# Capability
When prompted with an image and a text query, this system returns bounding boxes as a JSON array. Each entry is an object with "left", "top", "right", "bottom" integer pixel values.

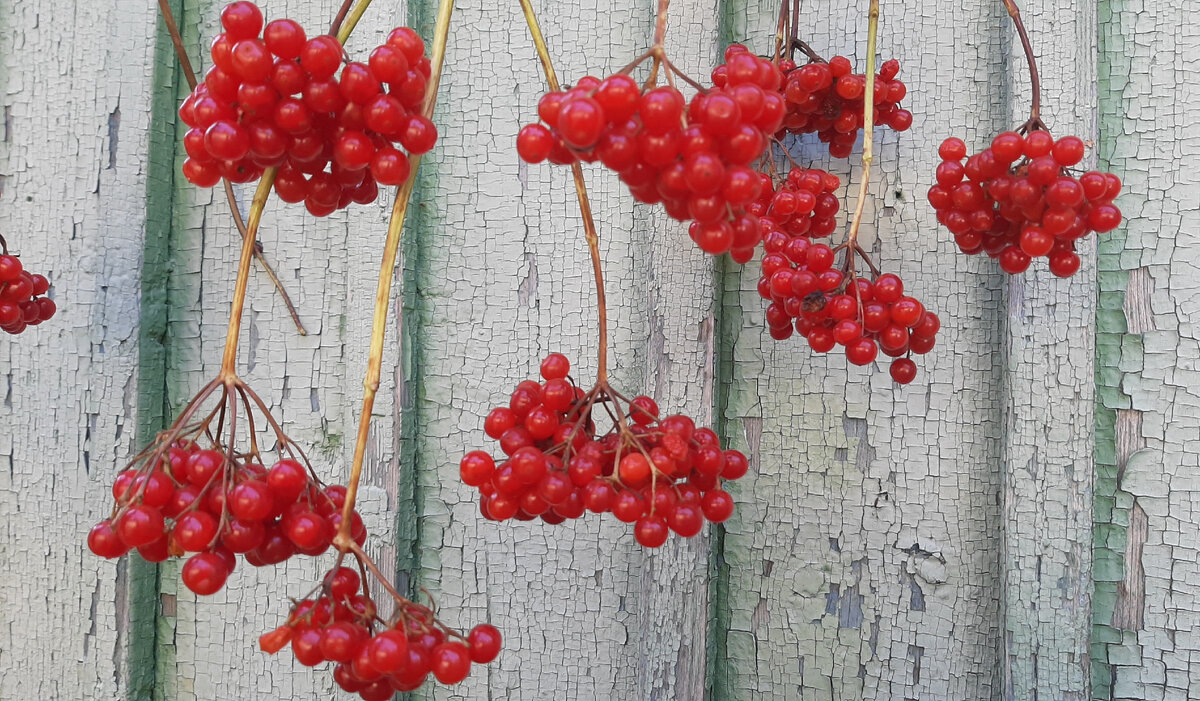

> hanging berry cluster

[
  {"left": 517, "top": 46, "right": 785, "bottom": 259},
  {"left": 259, "top": 565, "right": 501, "bottom": 698},
  {"left": 87, "top": 383, "right": 366, "bottom": 596},
  {"left": 928, "top": 131, "right": 1122, "bottom": 277},
  {"left": 177, "top": 1, "right": 437, "bottom": 216},
  {"left": 774, "top": 55, "right": 911, "bottom": 158},
  {"left": 757, "top": 228, "right": 939, "bottom": 383},
  {"left": 749, "top": 167, "right": 841, "bottom": 240},
  {"left": 0, "top": 242, "right": 56, "bottom": 335},
  {"left": 458, "top": 354, "right": 746, "bottom": 547}
]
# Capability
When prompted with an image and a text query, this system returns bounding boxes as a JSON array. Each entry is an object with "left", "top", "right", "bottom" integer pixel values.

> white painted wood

[
  {"left": 718, "top": 1, "right": 1021, "bottom": 699},
  {"left": 0, "top": 0, "right": 161, "bottom": 697},
  {"left": 1091, "top": 2, "right": 1200, "bottom": 699},
  {"left": 1, "top": 0, "right": 1195, "bottom": 699}
]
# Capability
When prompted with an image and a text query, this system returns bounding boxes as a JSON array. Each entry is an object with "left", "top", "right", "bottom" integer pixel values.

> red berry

[
  {"left": 467, "top": 624, "right": 502, "bottom": 663},
  {"left": 181, "top": 552, "right": 230, "bottom": 595},
  {"left": 220, "top": 1, "right": 263, "bottom": 40},
  {"left": 634, "top": 515, "right": 670, "bottom": 547}
]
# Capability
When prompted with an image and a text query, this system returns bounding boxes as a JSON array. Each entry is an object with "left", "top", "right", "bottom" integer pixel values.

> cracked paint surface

[{"left": 0, "top": 0, "right": 1188, "bottom": 699}]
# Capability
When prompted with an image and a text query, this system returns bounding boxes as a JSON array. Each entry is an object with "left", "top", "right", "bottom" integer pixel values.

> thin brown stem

[
  {"left": 653, "top": 0, "right": 671, "bottom": 47},
  {"left": 157, "top": 0, "right": 198, "bottom": 88},
  {"left": 222, "top": 181, "right": 307, "bottom": 335},
  {"left": 517, "top": 0, "right": 610, "bottom": 381},
  {"left": 1001, "top": 0, "right": 1042, "bottom": 129},
  {"left": 335, "top": 0, "right": 456, "bottom": 549},
  {"left": 843, "top": 0, "right": 879, "bottom": 252},
  {"left": 329, "top": 0, "right": 356, "bottom": 36},
  {"left": 774, "top": 0, "right": 788, "bottom": 63},
  {"left": 334, "top": 0, "right": 376, "bottom": 44}
]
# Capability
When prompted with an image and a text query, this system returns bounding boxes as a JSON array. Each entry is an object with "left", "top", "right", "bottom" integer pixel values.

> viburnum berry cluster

[
  {"left": 259, "top": 565, "right": 501, "bottom": 698},
  {"left": 87, "top": 381, "right": 366, "bottom": 596},
  {"left": 178, "top": 1, "right": 437, "bottom": 216},
  {"left": 516, "top": 45, "right": 785, "bottom": 259},
  {"left": 757, "top": 231, "right": 939, "bottom": 384},
  {"left": 748, "top": 167, "right": 842, "bottom": 240},
  {"left": 775, "top": 55, "right": 912, "bottom": 158},
  {"left": 0, "top": 237, "right": 56, "bottom": 335},
  {"left": 459, "top": 354, "right": 746, "bottom": 547},
  {"left": 928, "top": 130, "right": 1122, "bottom": 277}
]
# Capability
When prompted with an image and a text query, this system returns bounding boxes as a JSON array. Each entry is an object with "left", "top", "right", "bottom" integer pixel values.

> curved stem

[
  {"left": 335, "top": 0, "right": 376, "bottom": 44},
  {"left": 329, "top": 0, "right": 356, "bottom": 36},
  {"left": 843, "top": 0, "right": 878, "bottom": 252},
  {"left": 517, "top": 0, "right": 609, "bottom": 381},
  {"left": 335, "top": 0, "right": 457, "bottom": 549},
  {"left": 1001, "top": 0, "right": 1041, "bottom": 127}
]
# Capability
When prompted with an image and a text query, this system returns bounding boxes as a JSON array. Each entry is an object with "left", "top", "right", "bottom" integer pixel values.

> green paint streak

[
  {"left": 394, "top": 0, "right": 436, "bottom": 634},
  {"left": 1090, "top": 0, "right": 1133, "bottom": 697},
  {"left": 131, "top": 2, "right": 192, "bottom": 699},
  {"left": 707, "top": 5, "right": 749, "bottom": 701}
]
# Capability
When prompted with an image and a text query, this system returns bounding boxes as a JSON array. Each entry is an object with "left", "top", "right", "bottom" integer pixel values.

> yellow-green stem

[
  {"left": 336, "top": 0, "right": 375, "bottom": 44},
  {"left": 218, "top": 172, "right": 276, "bottom": 379},
  {"left": 336, "top": 0, "right": 457, "bottom": 548},
  {"left": 218, "top": 0, "right": 376, "bottom": 380},
  {"left": 517, "top": 0, "right": 609, "bottom": 381},
  {"left": 843, "top": 0, "right": 879, "bottom": 251}
]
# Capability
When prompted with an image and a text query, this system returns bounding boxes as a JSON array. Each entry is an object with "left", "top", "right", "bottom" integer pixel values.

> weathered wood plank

[
  {"left": 1090, "top": 1, "right": 1200, "bottom": 699},
  {"left": 403, "top": 0, "right": 723, "bottom": 697},
  {"left": 0, "top": 0, "right": 162, "bottom": 697},
  {"left": 998, "top": 1, "right": 1097, "bottom": 698},
  {"left": 715, "top": 1, "right": 1014, "bottom": 698}
]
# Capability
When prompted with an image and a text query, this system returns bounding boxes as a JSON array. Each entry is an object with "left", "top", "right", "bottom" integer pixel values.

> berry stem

[
  {"left": 157, "top": 0, "right": 197, "bottom": 88},
  {"left": 842, "top": 0, "right": 879, "bottom": 254},
  {"left": 517, "top": 0, "right": 610, "bottom": 381},
  {"left": 0, "top": 234, "right": 7, "bottom": 255},
  {"left": 784, "top": 0, "right": 823, "bottom": 63},
  {"left": 334, "top": 0, "right": 457, "bottom": 550},
  {"left": 218, "top": 172, "right": 277, "bottom": 380},
  {"left": 154, "top": 0, "right": 308, "bottom": 336},
  {"left": 328, "top": 0, "right": 356, "bottom": 36},
  {"left": 334, "top": 0, "right": 376, "bottom": 44},
  {"left": 1000, "top": 0, "right": 1044, "bottom": 130},
  {"left": 653, "top": 0, "right": 671, "bottom": 47}
]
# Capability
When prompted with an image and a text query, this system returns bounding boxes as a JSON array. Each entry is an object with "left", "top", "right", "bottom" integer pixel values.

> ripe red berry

[
  {"left": 467, "top": 624, "right": 502, "bottom": 664},
  {"left": 181, "top": 552, "right": 231, "bottom": 595}
]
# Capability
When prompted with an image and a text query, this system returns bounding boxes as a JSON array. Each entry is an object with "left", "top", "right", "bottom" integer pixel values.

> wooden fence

[{"left": 0, "top": 0, "right": 1192, "bottom": 698}]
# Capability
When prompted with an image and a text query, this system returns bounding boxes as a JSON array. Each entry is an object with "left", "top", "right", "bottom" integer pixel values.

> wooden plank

[
  {"left": 997, "top": 1, "right": 1098, "bottom": 699},
  {"left": 1090, "top": 0, "right": 1200, "bottom": 698},
  {"left": 715, "top": 1, "right": 1017, "bottom": 698},
  {"left": 152, "top": 1, "right": 410, "bottom": 698},
  {"left": 402, "top": 0, "right": 723, "bottom": 697},
  {"left": 0, "top": 0, "right": 162, "bottom": 697}
]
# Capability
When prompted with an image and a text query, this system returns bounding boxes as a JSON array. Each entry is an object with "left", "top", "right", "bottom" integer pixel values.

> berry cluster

[
  {"left": 0, "top": 251, "right": 56, "bottom": 335},
  {"left": 178, "top": 1, "right": 436, "bottom": 216},
  {"left": 517, "top": 45, "right": 785, "bottom": 258},
  {"left": 460, "top": 354, "right": 747, "bottom": 548},
  {"left": 776, "top": 56, "right": 912, "bottom": 158},
  {"left": 88, "top": 442, "right": 366, "bottom": 596},
  {"left": 757, "top": 232, "right": 939, "bottom": 383},
  {"left": 928, "top": 131, "right": 1122, "bottom": 277},
  {"left": 748, "top": 167, "right": 841, "bottom": 240},
  {"left": 259, "top": 566, "right": 501, "bottom": 698}
]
